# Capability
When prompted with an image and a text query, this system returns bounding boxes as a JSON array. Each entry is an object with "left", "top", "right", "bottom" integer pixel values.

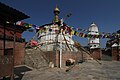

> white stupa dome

[{"left": 89, "top": 22, "right": 99, "bottom": 32}]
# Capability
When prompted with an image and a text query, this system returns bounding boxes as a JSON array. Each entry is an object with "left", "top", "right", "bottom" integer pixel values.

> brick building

[
  {"left": 106, "top": 30, "right": 120, "bottom": 61},
  {"left": 111, "top": 40, "right": 120, "bottom": 61},
  {"left": 0, "top": 2, "right": 29, "bottom": 65}
]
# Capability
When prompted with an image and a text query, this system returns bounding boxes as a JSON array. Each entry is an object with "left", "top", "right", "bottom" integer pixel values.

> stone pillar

[{"left": 90, "top": 48, "right": 102, "bottom": 60}]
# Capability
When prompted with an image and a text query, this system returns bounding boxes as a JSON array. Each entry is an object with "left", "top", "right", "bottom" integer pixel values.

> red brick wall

[
  {"left": 61, "top": 51, "right": 82, "bottom": 67},
  {"left": 0, "top": 27, "right": 22, "bottom": 38},
  {"left": 43, "top": 51, "right": 84, "bottom": 67},
  {"left": 112, "top": 47, "right": 119, "bottom": 61},
  {"left": 14, "top": 42, "right": 25, "bottom": 65},
  {"left": 0, "top": 40, "right": 25, "bottom": 66},
  {"left": 90, "top": 48, "right": 102, "bottom": 60},
  {"left": 0, "top": 24, "right": 25, "bottom": 66},
  {"left": 0, "top": 40, "right": 4, "bottom": 55}
]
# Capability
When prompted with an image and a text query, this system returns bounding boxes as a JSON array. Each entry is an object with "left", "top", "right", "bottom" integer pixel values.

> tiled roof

[{"left": 0, "top": 2, "right": 30, "bottom": 22}]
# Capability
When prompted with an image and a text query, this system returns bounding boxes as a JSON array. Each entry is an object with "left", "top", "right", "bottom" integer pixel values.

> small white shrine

[
  {"left": 37, "top": 6, "right": 77, "bottom": 51},
  {"left": 88, "top": 22, "right": 100, "bottom": 49}
]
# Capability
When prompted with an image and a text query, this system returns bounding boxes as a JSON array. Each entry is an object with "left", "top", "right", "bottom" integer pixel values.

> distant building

[
  {"left": 88, "top": 22, "right": 100, "bottom": 49},
  {"left": 106, "top": 30, "right": 120, "bottom": 48},
  {"left": 37, "top": 6, "right": 77, "bottom": 51},
  {"left": 88, "top": 22, "right": 101, "bottom": 60},
  {"left": 106, "top": 30, "right": 120, "bottom": 61}
]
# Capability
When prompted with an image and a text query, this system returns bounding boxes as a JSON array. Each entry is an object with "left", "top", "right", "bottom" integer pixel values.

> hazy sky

[{"left": 1, "top": 0, "right": 120, "bottom": 48}]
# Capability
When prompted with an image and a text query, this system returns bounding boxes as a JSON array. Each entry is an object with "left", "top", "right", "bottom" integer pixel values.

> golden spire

[
  {"left": 53, "top": 5, "right": 60, "bottom": 23},
  {"left": 54, "top": 5, "right": 60, "bottom": 14}
]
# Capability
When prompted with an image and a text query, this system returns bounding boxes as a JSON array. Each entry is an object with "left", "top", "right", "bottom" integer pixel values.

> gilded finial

[
  {"left": 54, "top": 5, "right": 60, "bottom": 15},
  {"left": 53, "top": 5, "right": 60, "bottom": 23}
]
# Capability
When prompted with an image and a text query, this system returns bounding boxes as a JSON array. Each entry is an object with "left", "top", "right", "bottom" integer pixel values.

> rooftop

[{"left": 0, "top": 2, "right": 30, "bottom": 22}]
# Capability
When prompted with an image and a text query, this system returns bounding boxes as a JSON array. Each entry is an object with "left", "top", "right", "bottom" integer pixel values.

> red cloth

[{"left": 30, "top": 40, "right": 38, "bottom": 46}]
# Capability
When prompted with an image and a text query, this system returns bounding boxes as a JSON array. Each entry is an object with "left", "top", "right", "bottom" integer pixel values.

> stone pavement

[{"left": 21, "top": 60, "right": 120, "bottom": 80}]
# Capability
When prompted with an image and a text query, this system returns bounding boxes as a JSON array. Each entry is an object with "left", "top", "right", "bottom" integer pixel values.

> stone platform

[{"left": 21, "top": 60, "right": 120, "bottom": 80}]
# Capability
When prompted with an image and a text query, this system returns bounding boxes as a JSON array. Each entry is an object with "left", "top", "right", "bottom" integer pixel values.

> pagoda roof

[{"left": 0, "top": 2, "right": 30, "bottom": 22}]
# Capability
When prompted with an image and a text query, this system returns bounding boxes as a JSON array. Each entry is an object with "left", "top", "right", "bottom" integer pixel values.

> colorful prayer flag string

[{"left": 14, "top": 21, "right": 120, "bottom": 39}]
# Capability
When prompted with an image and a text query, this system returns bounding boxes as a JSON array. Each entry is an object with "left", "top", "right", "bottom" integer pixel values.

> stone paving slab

[{"left": 22, "top": 60, "right": 120, "bottom": 80}]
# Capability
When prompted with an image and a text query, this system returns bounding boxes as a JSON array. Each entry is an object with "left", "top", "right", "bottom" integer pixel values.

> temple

[
  {"left": 88, "top": 22, "right": 101, "bottom": 60},
  {"left": 29, "top": 6, "right": 91, "bottom": 68},
  {"left": 37, "top": 6, "right": 78, "bottom": 52},
  {"left": 88, "top": 22, "right": 100, "bottom": 49}
]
